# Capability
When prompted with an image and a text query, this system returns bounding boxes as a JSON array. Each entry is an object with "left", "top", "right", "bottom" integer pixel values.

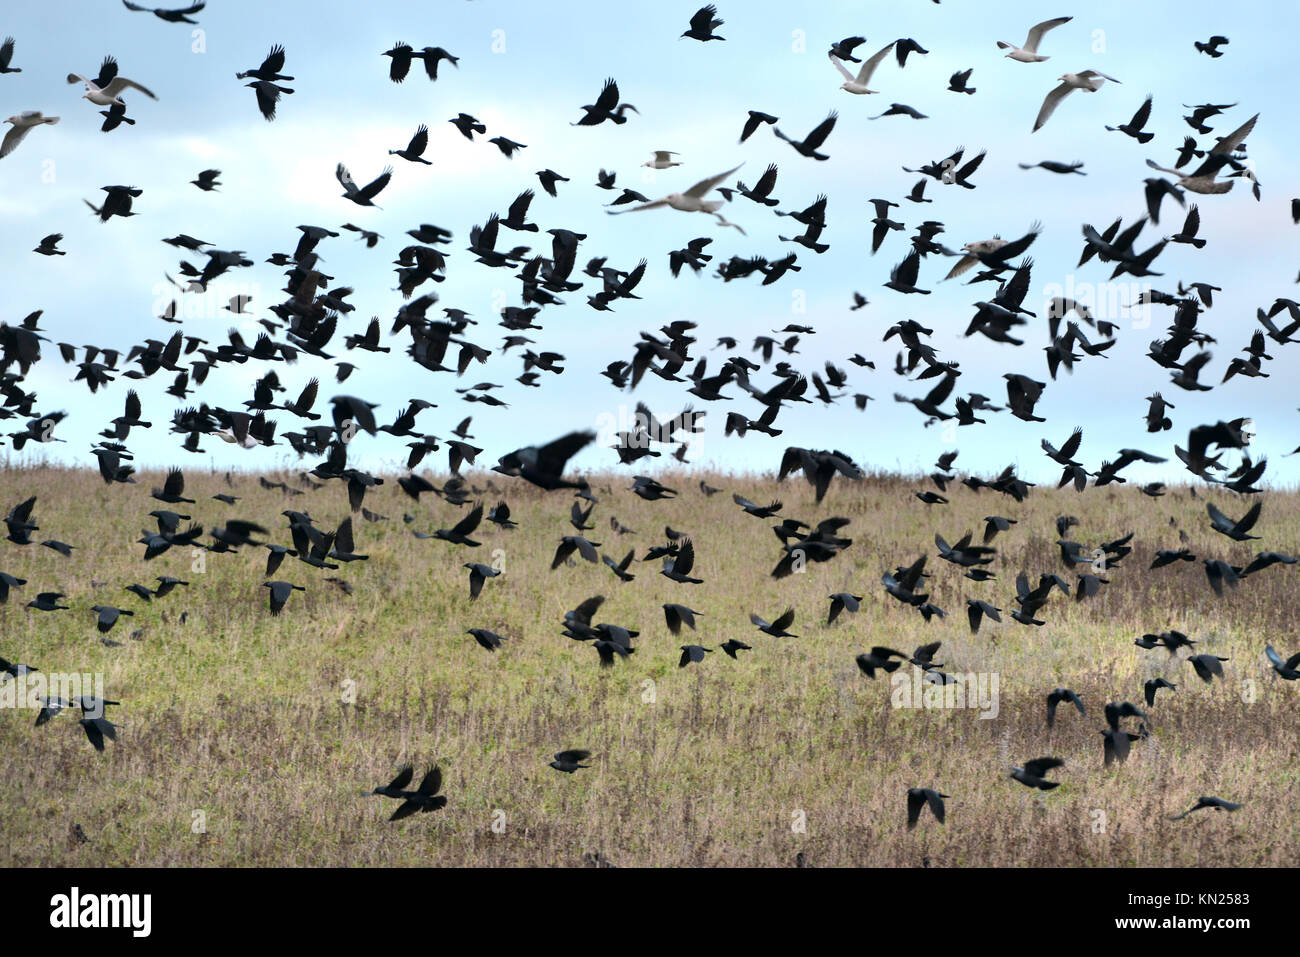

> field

[{"left": 1, "top": 464, "right": 1297, "bottom": 867}]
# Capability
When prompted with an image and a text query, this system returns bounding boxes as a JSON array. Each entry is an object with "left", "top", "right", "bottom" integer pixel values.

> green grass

[{"left": 0, "top": 465, "right": 1297, "bottom": 866}]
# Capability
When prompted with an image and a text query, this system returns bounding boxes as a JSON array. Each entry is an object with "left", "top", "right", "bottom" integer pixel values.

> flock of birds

[{"left": 0, "top": 4, "right": 1296, "bottom": 838}]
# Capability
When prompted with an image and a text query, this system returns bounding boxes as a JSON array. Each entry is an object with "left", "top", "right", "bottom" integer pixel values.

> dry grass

[{"left": 0, "top": 465, "right": 1297, "bottom": 866}]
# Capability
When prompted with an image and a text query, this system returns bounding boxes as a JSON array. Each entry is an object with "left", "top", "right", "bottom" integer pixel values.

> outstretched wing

[
  {"left": 1033, "top": 82, "right": 1072, "bottom": 132},
  {"left": 827, "top": 52, "right": 854, "bottom": 83},
  {"left": 684, "top": 164, "right": 744, "bottom": 200},
  {"left": 103, "top": 76, "right": 159, "bottom": 100},
  {"left": 856, "top": 41, "right": 897, "bottom": 84},
  {"left": 358, "top": 167, "right": 393, "bottom": 202},
  {"left": 606, "top": 198, "right": 670, "bottom": 215},
  {"left": 336, "top": 163, "right": 358, "bottom": 194}
]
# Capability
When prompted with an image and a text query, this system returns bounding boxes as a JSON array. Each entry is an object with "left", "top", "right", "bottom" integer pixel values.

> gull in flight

[
  {"left": 607, "top": 164, "right": 746, "bottom": 233},
  {"left": 643, "top": 150, "right": 682, "bottom": 169},
  {"left": 1033, "top": 70, "right": 1120, "bottom": 132},
  {"left": 828, "top": 41, "right": 896, "bottom": 94},
  {"left": 997, "top": 16, "right": 1072, "bottom": 62},
  {"left": 2, "top": 111, "right": 59, "bottom": 159},
  {"left": 1145, "top": 113, "right": 1259, "bottom": 194},
  {"left": 67, "top": 71, "right": 158, "bottom": 106}
]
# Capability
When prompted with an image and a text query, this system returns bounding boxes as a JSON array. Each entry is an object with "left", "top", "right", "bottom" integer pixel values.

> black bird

[
  {"left": 739, "top": 110, "right": 778, "bottom": 143},
  {"left": 827, "top": 592, "right": 862, "bottom": 625},
  {"left": 27, "top": 592, "right": 70, "bottom": 611},
  {"left": 773, "top": 111, "right": 837, "bottom": 161},
  {"left": 241, "top": 64, "right": 293, "bottom": 120},
  {"left": 494, "top": 431, "right": 594, "bottom": 491},
  {"left": 464, "top": 562, "right": 500, "bottom": 600},
  {"left": 467, "top": 628, "right": 508, "bottom": 652},
  {"left": 855, "top": 647, "right": 906, "bottom": 679},
  {"left": 122, "top": 2, "right": 205, "bottom": 23},
  {"left": 1265, "top": 644, "right": 1300, "bottom": 680},
  {"left": 1101, "top": 702, "right": 1147, "bottom": 765},
  {"left": 488, "top": 136, "right": 526, "bottom": 158},
  {"left": 828, "top": 36, "right": 867, "bottom": 61},
  {"left": 190, "top": 168, "right": 221, "bottom": 190},
  {"left": 1011, "top": 757, "right": 1064, "bottom": 790},
  {"left": 549, "top": 749, "right": 592, "bottom": 773},
  {"left": 263, "top": 580, "right": 304, "bottom": 615},
  {"left": 682, "top": 5, "right": 725, "bottom": 41},
  {"left": 0, "top": 35, "right": 20, "bottom": 73},
  {"left": 966, "top": 599, "right": 1002, "bottom": 634},
  {"left": 1145, "top": 677, "right": 1177, "bottom": 706},
  {"left": 552, "top": 535, "right": 601, "bottom": 569},
  {"left": 1106, "top": 95, "right": 1154, "bottom": 143},
  {"left": 382, "top": 42, "right": 421, "bottom": 82},
  {"left": 432, "top": 504, "right": 483, "bottom": 546},
  {"left": 0, "top": 656, "right": 38, "bottom": 680},
  {"left": 573, "top": 77, "right": 636, "bottom": 126},
  {"left": 947, "top": 68, "right": 975, "bottom": 94},
  {"left": 733, "top": 494, "right": 782, "bottom": 518},
  {"left": 536, "top": 168, "right": 569, "bottom": 196},
  {"left": 720, "top": 639, "right": 752, "bottom": 659},
  {"left": 91, "top": 605, "right": 133, "bottom": 634},
  {"left": 1206, "top": 501, "right": 1262, "bottom": 541},
  {"left": 369, "top": 764, "right": 413, "bottom": 798},
  {"left": 894, "top": 38, "right": 929, "bottom": 66},
  {"left": 603, "top": 549, "right": 636, "bottom": 582},
  {"left": 1170, "top": 796, "right": 1240, "bottom": 820},
  {"left": 34, "top": 233, "right": 65, "bottom": 256},
  {"left": 1194, "top": 36, "right": 1229, "bottom": 58},
  {"left": 70, "top": 697, "right": 121, "bottom": 751},
  {"left": 337, "top": 163, "right": 392, "bottom": 207},
  {"left": 152, "top": 467, "right": 195, "bottom": 504},
  {"left": 1187, "top": 654, "right": 1229, "bottom": 683},
  {"left": 389, "top": 766, "right": 447, "bottom": 821},
  {"left": 661, "top": 538, "right": 704, "bottom": 584},
  {"left": 750, "top": 607, "right": 796, "bottom": 637},
  {"left": 679, "top": 645, "right": 712, "bottom": 667},
  {"left": 1045, "top": 689, "right": 1085, "bottom": 728},
  {"left": 449, "top": 113, "right": 485, "bottom": 140},
  {"left": 906, "top": 788, "right": 948, "bottom": 829},
  {"left": 1019, "top": 160, "right": 1085, "bottom": 175},
  {"left": 663, "top": 603, "right": 702, "bottom": 634},
  {"left": 390, "top": 124, "right": 433, "bottom": 164}
]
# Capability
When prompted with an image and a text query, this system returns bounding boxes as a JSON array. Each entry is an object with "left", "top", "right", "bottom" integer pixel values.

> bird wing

[
  {"left": 606, "top": 198, "right": 670, "bottom": 215},
  {"left": 802, "top": 112, "right": 838, "bottom": 150},
  {"left": 418, "top": 766, "right": 442, "bottom": 795},
  {"left": 906, "top": 789, "right": 924, "bottom": 825},
  {"left": 336, "top": 163, "right": 358, "bottom": 194},
  {"left": 683, "top": 164, "right": 744, "bottom": 200},
  {"left": 0, "top": 123, "right": 32, "bottom": 158},
  {"left": 1024, "top": 16, "right": 1071, "bottom": 53},
  {"left": 827, "top": 52, "right": 855, "bottom": 83},
  {"left": 1131, "top": 95, "right": 1153, "bottom": 128},
  {"left": 856, "top": 41, "right": 897, "bottom": 84},
  {"left": 358, "top": 167, "right": 393, "bottom": 202},
  {"left": 1033, "top": 82, "right": 1073, "bottom": 131},
  {"left": 594, "top": 77, "right": 619, "bottom": 112},
  {"left": 1208, "top": 112, "right": 1257, "bottom": 155},
  {"left": 674, "top": 538, "right": 696, "bottom": 574},
  {"left": 407, "top": 124, "right": 429, "bottom": 155},
  {"left": 103, "top": 76, "right": 158, "bottom": 100},
  {"left": 387, "top": 764, "right": 414, "bottom": 791}
]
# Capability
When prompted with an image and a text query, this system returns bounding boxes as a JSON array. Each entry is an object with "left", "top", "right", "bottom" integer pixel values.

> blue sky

[{"left": 1, "top": 0, "right": 1296, "bottom": 487}]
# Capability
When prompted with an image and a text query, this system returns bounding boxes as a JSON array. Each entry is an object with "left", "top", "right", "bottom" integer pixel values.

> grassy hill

[{"left": 0, "top": 465, "right": 1296, "bottom": 866}]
